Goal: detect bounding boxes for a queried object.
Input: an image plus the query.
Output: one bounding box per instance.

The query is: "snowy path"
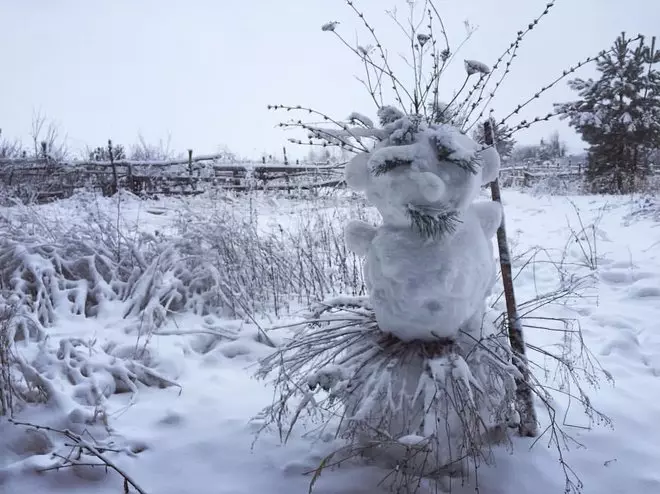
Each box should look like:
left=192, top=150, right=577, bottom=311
left=2, top=191, right=660, bottom=494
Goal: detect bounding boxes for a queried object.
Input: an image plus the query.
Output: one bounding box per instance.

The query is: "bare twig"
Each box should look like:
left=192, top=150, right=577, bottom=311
left=9, top=420, right=148, bottom=494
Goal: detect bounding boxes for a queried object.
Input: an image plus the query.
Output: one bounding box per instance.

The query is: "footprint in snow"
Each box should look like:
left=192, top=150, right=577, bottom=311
left=627, top=283, right=660, bottom=299
left=599, top=269, right=655, bottom=286
left=599, top=331, right=641, bottom=357
left=599, top=332, right=658, bottom=375
left=610, top=260, right=638, bottom=269
left=589, top=313, right=636, bottom=331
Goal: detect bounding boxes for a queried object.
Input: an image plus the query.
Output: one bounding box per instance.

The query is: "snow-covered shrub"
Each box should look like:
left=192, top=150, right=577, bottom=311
left=528, top=173, right=585, bottom=196
left=172, top=194, right=375, bottom=315
left=0, top=194, right=220, bottom=416
left=258, top=298, right=518, bottom=482
left=623, top=193, right=660, bottom=223
left=0, top=305, right=17, bottom=416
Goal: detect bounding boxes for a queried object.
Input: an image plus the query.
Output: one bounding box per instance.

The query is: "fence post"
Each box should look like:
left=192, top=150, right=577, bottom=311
left=127, top=164, right=135, bottom=194
left=188, top=149, right=195, bottom=191
left=108, top=139, right=118, bottom=196
left=484, top=119, right=538, bottom=438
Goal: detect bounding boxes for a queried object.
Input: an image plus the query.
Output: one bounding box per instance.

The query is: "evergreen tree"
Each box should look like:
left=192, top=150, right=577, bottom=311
left=89, top=143, right=126, bottom=161
left=538, top=131, right=567, bottom=161
left=472, top=119, right=516, bottom=159
left=557, top=33, right=660, bottom=193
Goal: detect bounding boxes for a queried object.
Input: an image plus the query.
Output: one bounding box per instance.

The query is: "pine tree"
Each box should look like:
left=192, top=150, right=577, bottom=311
left=557, top=33, right=660, bottom=193
left=538, top=131, right=567, bottom=161
left=472, top=119, right=516, bottom=159
left=89, top=143, right=126, bottom=161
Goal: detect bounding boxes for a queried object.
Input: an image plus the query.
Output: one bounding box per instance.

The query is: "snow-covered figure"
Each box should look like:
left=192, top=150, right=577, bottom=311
left=257, top=109, right=518, bottom=486
left=329, top=110, right=516, bottom=476
left=344, top=109, right=502, bottom=341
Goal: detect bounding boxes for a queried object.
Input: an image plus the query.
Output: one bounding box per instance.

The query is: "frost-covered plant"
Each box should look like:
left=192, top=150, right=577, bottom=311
left=272, top=0, right=566, bottom=148
left=258, top=298, right=518, bottom=486
left=0, top=206, right=181, bottom=419
left=274, top=1, right=644, bottom=156
left=0, top=305, right=17, bottom=416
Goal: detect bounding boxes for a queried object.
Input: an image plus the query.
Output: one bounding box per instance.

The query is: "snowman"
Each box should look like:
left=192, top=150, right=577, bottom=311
left=344, top=108, right=503, bottom=343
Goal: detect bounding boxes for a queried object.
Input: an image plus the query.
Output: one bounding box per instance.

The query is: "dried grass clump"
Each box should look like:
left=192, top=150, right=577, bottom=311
left=256, top=297, right=518, bottom=490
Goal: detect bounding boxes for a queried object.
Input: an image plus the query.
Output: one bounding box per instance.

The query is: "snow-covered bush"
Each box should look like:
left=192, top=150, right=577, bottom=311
left=172, top=194, right=372, bottom=314
left=0, top=190, right=377, bottom=417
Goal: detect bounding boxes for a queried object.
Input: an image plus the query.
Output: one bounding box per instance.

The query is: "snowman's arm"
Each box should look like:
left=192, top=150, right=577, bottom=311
left=479, top=146, right=501, bottom=185
left=345, top=152, right=371, bottom=190
left=470, top=201, right=502, bottom=239
left=344, top=220, right=377, bottom=256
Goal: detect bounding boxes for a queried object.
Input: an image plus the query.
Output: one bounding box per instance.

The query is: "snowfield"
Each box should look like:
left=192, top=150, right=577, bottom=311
left=1, top=188, right=660, bottom=494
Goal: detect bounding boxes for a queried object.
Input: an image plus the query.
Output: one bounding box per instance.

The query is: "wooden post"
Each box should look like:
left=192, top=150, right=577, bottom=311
left=108, top=139, right=118, bottom=196
left=188, top=149, right=195, bottom=190
left=127, top=164, right=134, bottom=193
left=484, top=120, right=538, bottom=437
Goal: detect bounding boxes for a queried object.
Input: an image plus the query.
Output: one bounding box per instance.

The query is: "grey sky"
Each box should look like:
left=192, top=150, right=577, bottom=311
left=1, top=0, right=658, bottom=160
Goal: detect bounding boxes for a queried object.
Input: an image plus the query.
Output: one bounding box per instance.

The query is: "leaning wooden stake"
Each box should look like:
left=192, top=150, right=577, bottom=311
left=484, top=120, right=538, bottom=437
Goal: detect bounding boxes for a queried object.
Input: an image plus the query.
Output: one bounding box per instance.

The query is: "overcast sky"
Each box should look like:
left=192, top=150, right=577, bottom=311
left=1, top=0, right=658, bottom=160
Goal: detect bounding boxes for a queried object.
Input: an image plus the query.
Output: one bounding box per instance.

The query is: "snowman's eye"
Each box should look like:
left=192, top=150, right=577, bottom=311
left=371, top=158, right=413, bottom=177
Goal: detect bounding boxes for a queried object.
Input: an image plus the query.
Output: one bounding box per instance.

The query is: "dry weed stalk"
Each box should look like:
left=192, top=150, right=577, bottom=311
left=9, top=420, right=148, bottom=494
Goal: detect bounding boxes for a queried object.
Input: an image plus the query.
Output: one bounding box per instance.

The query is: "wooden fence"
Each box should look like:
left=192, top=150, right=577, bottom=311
left=0, top=153, right=343, bottom=202
left=499, top=160, right=660, bottom=189
left=2, top=153, right=657, bottom=203
left=499, top=163, right=583, bottom=188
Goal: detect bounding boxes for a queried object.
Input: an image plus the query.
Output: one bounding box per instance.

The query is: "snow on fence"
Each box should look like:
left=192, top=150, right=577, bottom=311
left=500, top=160, right=660, bottom=185
left=0, top=153, right=344, bottom=202
left=499, top=161, right=584, bottom=188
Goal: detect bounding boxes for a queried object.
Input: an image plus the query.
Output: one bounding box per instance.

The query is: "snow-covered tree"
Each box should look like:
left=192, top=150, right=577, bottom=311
left=509, top=131, right=567, bottom=164
left=89, top=143, right=126, bottom=161
left=557, top=33, right=660, bottom=193
left=538, top=131, right=567, bottom=160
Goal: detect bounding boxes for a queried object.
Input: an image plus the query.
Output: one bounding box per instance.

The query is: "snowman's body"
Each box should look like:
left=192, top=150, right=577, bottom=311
left=344, top=116, right=503, bottom=342
left=363, top=202, right=501, bottom=341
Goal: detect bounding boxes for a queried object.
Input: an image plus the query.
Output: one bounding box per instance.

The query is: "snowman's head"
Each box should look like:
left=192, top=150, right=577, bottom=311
left=345, top=116, right=500, bottom=235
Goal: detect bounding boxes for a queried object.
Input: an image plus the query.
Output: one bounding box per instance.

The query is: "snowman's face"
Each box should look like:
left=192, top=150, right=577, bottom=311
left=366, top=167, right=445, bottom=227
left=364, top=160, right=482, bottom=228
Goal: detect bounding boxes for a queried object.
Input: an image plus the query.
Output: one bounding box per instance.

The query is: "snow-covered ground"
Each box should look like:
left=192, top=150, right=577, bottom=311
left=1, top=188, right=660, bottom=494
